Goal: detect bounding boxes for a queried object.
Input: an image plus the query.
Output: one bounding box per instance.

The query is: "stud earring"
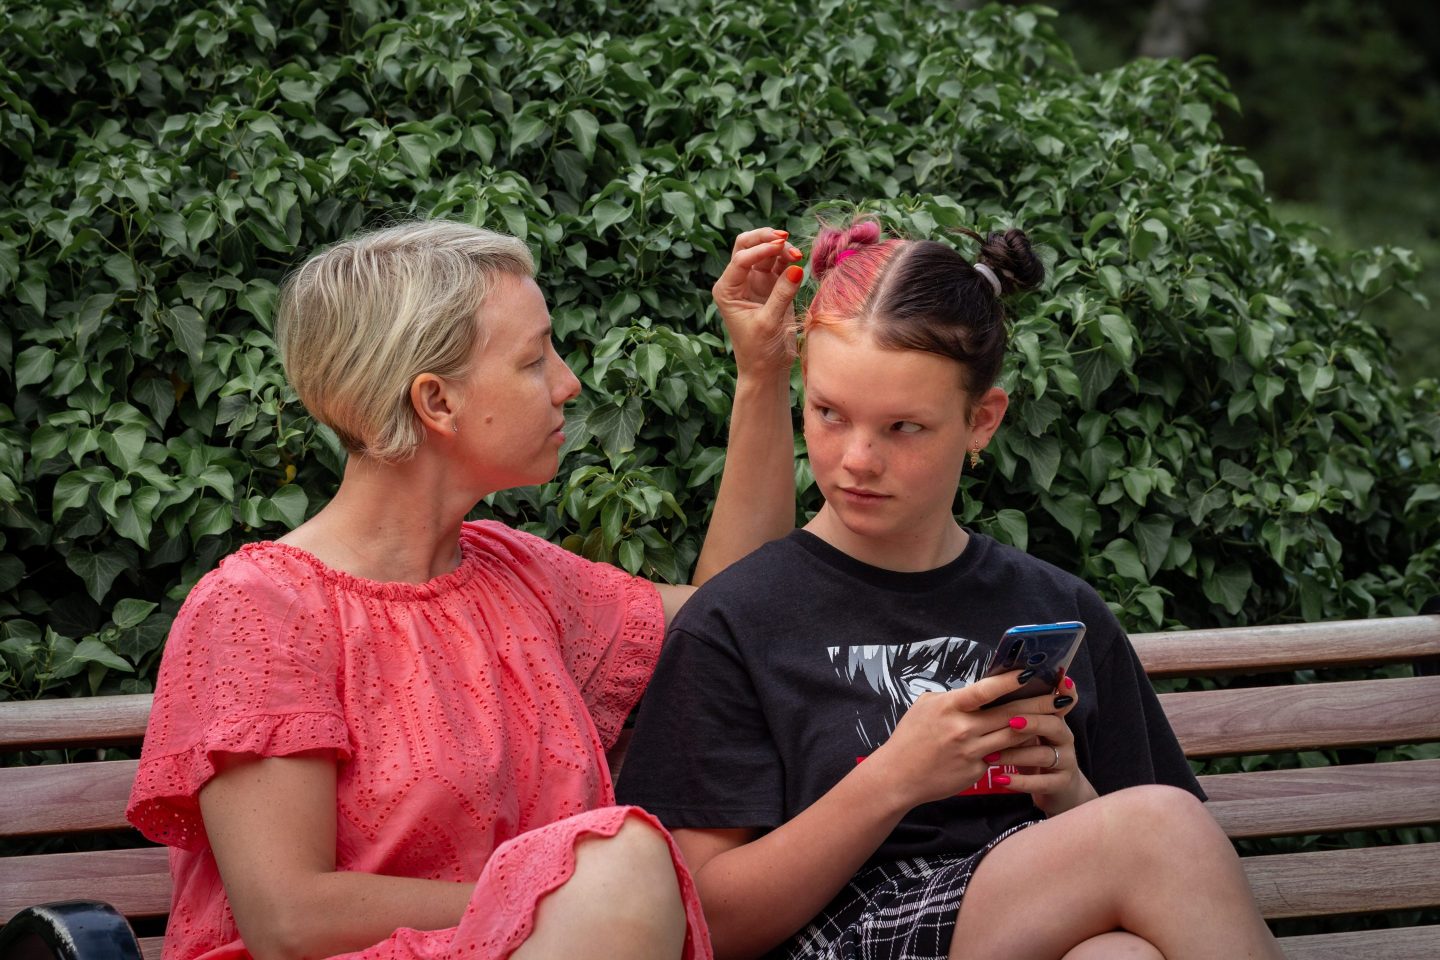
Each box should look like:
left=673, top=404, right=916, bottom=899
left=969, top=444, right=981, bottom=469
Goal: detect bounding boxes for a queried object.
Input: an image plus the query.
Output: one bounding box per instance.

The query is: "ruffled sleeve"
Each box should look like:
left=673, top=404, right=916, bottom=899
left=471, top=523, right=664, bottom=749
left=126, top=547, right=353, bottom=851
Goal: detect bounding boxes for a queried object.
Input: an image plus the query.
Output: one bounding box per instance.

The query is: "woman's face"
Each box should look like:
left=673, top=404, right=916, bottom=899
left=802, top=324, right=1005, bottom=554
left=449, top=274, right=581, bottom=491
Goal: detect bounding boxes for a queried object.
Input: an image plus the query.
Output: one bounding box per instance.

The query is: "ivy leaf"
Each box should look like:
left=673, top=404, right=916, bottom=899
left=112, top=598, right=158, bottom=630
left=1203, top=564, right=1253, bottom=616
left=587, top=397, right=644, bottom=457
left=1101, top=539, right=1146, bottom=581
left=66, top=548, right=131, bottom=603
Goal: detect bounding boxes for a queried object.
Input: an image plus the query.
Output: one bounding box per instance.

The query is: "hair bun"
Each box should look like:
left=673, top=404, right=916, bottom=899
left=812, top=219, right=884, bottom=278
left=974, top=227, right=1044, bottom=296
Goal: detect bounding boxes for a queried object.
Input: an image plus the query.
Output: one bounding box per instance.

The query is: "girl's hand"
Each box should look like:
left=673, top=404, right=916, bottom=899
left=867, top=670, right=1042, bottom=810
left=987, top=674, right=1098, bottom=815
left=711, top=227, right=805, bottom=377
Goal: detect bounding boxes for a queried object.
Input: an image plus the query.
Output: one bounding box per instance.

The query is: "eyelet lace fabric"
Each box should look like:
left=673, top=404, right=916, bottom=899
left=126, top=521, right=709, bottom=960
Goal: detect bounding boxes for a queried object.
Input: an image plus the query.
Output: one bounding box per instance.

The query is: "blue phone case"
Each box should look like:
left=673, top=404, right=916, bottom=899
left=982, top=620, right=1086, bottom=706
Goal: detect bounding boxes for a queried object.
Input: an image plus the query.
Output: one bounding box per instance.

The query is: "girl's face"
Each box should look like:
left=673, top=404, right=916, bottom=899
left=802, top=325, right=1007, bottom=565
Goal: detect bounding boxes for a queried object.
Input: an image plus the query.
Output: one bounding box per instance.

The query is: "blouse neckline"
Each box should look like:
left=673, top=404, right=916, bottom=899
left=235, top=524, right=487, bottom=601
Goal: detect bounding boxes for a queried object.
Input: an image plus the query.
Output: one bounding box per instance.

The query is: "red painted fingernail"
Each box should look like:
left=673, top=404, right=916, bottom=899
left=774, top=230, right=789, bottom=238
left=983, top=752, right=1001, bottom=763
left=993, top=774, right=1012, bottom=786
left=1064, top=676, right=1075, bottom=689
left=1008, top=717, right=1027, bottom=730
left=788, top=246, right=803, bottom=259
left=785, top=265, right=804, bottom=283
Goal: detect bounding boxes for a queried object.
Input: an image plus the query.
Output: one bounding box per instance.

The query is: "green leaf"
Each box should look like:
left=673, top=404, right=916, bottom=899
left=1203, top=564, right=1253, bottom=616
left=261, top=484, right=308, bottom=528
left=64, top=637, right=133, bottom=673
left=990, top=509, right=1028, bottom=551
left=66, top=548, right=130, bottom=603
left=565, top=109, right=599, bottom=160
left=590, top=199, right=630, bottom=235
left=587, top=397, right=644, bottom=457
left=112, top=598, right=158, bottom=630
left=1101, top=539, right=1146, bottom=581
left=618, top=537, right=643, bottom=574
left=189, top=498, right=234, bottom=540
left=15, top=346, right=56, bottom=389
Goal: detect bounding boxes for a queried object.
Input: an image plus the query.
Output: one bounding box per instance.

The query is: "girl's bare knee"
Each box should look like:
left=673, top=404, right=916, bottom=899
left=586, top=816, right=684, bottom=914
left=1061, top=931, right=1164, bottom=960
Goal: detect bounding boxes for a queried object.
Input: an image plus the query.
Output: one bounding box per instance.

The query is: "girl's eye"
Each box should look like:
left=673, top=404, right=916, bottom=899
left=893, top=421, right=923, bottom=434
left=816, top=406, right=841, bottom=422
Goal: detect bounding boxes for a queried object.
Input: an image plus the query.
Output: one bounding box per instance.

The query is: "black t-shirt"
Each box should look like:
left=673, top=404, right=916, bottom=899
left=616, top=529, right=1202, bottom=865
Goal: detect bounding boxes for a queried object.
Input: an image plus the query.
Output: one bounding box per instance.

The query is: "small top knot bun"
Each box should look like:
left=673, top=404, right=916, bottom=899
left=812, top=219, right=884, bottom=278
left=964, top=227, right=1044, bottom=297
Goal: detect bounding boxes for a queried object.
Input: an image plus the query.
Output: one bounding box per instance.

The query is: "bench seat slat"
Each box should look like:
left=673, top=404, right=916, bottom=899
left=1201, top=759, right=1440, bottom=838
left=1130, top=615, right=1440, bottom=677
left=1243, top=843, right=1440, bottom=919
left=1160, top=676, right=1440, bottom=757
left=0, top=695, right=152, bottom=751
left=1277, top=926, right=1440, bottom=960
left=139, top=937, right=164, bottom=960
left=4, top=759, right=140, bottom=836
left=0, top=847, right=170, bottom=924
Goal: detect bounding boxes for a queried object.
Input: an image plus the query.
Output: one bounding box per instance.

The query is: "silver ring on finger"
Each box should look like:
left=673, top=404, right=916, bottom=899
left=1046, top=745, right=1061, bottom=769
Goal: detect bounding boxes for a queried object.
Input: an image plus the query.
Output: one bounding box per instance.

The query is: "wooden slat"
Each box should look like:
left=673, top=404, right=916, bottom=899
left=1160, top=676, right=1440, bottom=757
left=1132, top=615, right=1440, bottom=677
left=1243, top=844, right=1440, bottom=919
left=0, top=695, right=152, bottom=751
left=0, top=760, right=140, bottom=837
left=1201, top=760, right=1440, bottom=838
left=1278, top=926, right=1440, bottom=960
left=0, top=847, right=170, bottom=924
left=139, top=938, right=165, bottom=960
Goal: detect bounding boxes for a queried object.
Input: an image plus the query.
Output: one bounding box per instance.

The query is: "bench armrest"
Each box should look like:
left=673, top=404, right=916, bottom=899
left=0, top=901, right=143, bottom=960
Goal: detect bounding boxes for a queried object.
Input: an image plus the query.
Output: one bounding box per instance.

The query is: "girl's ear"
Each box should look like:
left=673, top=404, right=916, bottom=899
left=410, top=373, right=461, bottom=438
left=968, top=386, right=1009, bottom=449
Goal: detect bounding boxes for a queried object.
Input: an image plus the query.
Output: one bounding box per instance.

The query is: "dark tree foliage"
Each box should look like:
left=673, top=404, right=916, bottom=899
left=1, top=0, right=1437, bottom=699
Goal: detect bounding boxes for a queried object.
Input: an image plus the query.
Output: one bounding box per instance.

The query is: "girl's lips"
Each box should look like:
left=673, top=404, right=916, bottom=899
left=839, top=487, right=889, bottom=502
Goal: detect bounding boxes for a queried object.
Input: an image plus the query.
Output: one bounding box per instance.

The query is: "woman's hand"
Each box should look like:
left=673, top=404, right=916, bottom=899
left=986, top=674, right=1098, bottom=816
left=712, top=227, right=805, bottom=377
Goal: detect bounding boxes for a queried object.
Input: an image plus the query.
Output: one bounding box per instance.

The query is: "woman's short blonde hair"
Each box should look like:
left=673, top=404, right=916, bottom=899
left=277, top=220, right=534, bottom=462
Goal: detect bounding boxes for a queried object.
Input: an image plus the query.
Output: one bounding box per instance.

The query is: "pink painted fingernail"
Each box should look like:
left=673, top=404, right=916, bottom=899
left=993, top=774, right=1012, bottom=786
left=1064, top=676, right=1075, bottom=689
left=983, top=752, right=1002, bottom=763
left=1008, top=717, right=1027, bottom=730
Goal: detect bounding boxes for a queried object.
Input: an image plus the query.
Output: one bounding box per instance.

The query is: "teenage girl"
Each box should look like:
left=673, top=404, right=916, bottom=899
left=617, top=220, right=1283, bottom=960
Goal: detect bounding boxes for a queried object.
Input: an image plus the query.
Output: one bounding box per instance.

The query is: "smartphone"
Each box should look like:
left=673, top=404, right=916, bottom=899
left=981, top=621, right=1086, bottom=707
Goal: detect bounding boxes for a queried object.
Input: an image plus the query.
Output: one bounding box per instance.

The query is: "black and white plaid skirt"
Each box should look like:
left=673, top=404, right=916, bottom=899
left=767, top=820, right=1040, bottom=960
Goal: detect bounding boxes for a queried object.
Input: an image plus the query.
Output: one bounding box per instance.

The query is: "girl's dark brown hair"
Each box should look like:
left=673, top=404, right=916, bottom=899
left=806, top=220, right=1044, bottom=403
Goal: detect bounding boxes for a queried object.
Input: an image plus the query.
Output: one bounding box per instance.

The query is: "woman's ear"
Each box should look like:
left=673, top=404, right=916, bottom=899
left=410, top=373, right=461, bottom=438
left=968, top=386, right=1009, bottom=449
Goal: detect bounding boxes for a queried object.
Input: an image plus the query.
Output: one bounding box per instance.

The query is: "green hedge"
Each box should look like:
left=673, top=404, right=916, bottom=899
left=2, top=0, right=1437, bottom=700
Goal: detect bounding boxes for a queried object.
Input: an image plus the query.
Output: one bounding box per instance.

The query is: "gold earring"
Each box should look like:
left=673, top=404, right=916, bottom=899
left=969, top=444, right=981, bottom=468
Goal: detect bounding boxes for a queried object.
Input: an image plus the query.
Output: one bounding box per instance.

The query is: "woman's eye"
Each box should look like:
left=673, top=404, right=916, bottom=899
left=893, top=421, right=923, bottom=434
left=816, top=406, right=840, bottom=422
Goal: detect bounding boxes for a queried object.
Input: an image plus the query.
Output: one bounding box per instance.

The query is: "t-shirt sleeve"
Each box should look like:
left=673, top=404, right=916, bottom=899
left=616, top=623, right=784, bottom=829
left=495, top=526, right=665, bottom=750
left=125, top=555, right=352, bottom=851
left=1075, top=595, right=1205, bottom=801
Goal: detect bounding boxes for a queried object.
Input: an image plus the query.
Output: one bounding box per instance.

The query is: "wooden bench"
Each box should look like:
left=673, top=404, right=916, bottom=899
left=3, top=612, right=1438, bottom=959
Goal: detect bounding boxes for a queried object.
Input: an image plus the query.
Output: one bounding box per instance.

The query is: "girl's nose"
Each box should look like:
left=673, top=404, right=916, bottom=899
left=841, top=437, right=880, bottom=476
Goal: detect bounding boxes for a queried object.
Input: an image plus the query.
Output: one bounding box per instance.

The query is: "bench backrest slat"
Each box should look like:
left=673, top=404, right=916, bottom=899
left=1199, top=760, right=1440, bottom=838
left=1129, top=615, right=1440, bottom=677
left=4, top=760, right=139, bottom=836
left=1158, top=675, right=1440, bottom=757
left=0, top=695, right=152, bottom=751
left=0, top=848, right=171, bottom=921
left=1242, top=843, right=1440, bottom=919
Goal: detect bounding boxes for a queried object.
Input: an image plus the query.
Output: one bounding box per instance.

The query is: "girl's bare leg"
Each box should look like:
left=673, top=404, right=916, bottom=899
left=1062, top=932, right=1164, bottom=959
left=950, top=785, right=1282, bottom=960
left=513, top=816, right=687, bottom=960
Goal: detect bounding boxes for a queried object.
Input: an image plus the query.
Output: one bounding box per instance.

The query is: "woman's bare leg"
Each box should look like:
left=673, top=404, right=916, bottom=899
left=512, top=816, right=687, bottom=960
left=949, top=785, right=1281, bottom=960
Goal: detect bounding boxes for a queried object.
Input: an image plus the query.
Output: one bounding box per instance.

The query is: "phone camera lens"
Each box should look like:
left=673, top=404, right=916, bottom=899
left=1027, top=652, right=1048, bottom=666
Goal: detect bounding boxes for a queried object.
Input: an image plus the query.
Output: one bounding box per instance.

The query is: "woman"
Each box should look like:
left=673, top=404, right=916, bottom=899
left=125, top=220, right=805, bottom=960
left=616, top=220, right=1284, bottom=960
